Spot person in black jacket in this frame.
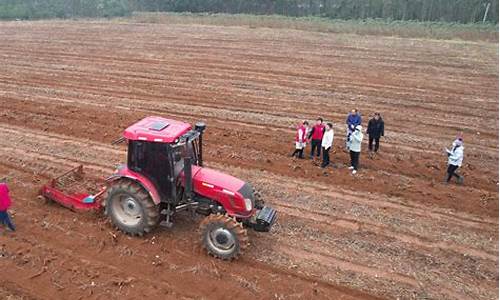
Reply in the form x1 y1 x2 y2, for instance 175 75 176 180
367 112 384 154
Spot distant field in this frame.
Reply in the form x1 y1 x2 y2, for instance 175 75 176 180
126 12 499 42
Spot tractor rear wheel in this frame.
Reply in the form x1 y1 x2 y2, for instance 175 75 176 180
105 179 159 236
200 214 248 260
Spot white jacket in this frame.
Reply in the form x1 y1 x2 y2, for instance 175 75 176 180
447 145 464 167
322 129 334 149
349 130 363 152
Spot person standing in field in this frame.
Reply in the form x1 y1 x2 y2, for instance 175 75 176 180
308 117 325 159
348 125 364 175
321 123 334 168
346 109 362 150
0 180 15 232
291 121 309 159
444 136 464 184
367 112 385 156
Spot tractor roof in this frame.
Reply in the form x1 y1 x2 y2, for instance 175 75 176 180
123 116 192 143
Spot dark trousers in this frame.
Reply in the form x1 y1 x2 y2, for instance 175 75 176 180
291 148 304 158
310 139 322 158
350 151 360 170
368 136 380 152
446 164 460 182
0 211 15 231
321 147 330 167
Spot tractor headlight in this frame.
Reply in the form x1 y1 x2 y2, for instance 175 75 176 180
244 198 253 211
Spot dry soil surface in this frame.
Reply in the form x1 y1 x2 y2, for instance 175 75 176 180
0 20 498 300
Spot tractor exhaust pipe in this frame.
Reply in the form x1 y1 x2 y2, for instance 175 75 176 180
184 157 192 201
195 122 206 167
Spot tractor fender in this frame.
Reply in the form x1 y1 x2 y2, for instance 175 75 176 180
106 166 162 205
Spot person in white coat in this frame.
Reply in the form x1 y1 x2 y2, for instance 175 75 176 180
445 137 464 184
291 121 309 159
321 123 334 168
348 125 364 174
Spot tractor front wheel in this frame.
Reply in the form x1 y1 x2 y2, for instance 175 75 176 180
105 179 159 236
200 214 248 260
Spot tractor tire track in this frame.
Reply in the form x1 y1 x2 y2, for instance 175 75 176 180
0 123 497 299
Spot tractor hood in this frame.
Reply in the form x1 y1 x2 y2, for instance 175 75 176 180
189 166 256 218
191 166 246 193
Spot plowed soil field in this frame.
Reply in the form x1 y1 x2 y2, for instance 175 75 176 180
0 20 498 300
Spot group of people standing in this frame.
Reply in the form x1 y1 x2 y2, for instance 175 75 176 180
292 109 384 175
291 118 335 168
291 109 465 184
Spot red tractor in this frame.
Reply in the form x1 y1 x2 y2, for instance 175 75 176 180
40 116 277 259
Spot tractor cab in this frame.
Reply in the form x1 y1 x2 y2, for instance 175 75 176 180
122 116 205 204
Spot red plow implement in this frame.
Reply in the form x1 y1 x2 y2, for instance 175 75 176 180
39 165 104 212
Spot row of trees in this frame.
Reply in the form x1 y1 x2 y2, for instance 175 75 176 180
0 0 497 23
133 0 498 23
0 0 129 19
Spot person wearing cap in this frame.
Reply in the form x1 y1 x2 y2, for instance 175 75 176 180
367 112 384 155
346 109 362 150
0 180 15 232
308 117 326 159
291 121 309 159
445 136 464 184
321 123 334 168
348 125 364 174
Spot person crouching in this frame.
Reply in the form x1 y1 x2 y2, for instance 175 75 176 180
291 121 309 159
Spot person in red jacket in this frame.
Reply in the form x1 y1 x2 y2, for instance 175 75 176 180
291 121 309 159
0 181 15 232
308 117 325 159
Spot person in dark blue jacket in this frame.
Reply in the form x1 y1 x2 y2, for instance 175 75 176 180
367 112 384 154
345 109 362 150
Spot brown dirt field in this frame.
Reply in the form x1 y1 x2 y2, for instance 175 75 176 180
0 20 498 300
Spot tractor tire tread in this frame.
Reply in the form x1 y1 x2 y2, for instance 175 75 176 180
106 179 159 236
199 214 248 260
